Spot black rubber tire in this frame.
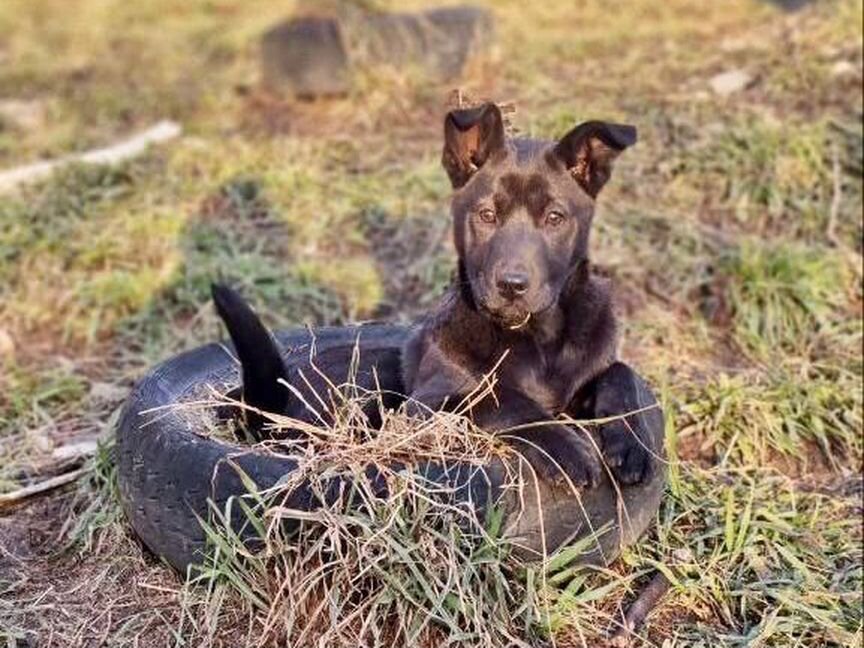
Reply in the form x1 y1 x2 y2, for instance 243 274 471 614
116 324 666 573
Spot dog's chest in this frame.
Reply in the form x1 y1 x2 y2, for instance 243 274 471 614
501 343 578 413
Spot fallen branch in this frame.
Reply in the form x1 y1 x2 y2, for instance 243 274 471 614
51 439 99 463
0 467 89 510
8 439 99 487
608 571 671 647
0 120 182 194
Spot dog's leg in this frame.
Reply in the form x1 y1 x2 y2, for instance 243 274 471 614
411 387 602 488
576 362 663 485
211 284 290 440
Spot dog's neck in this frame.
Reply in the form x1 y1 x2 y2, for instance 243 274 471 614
524 303 566 345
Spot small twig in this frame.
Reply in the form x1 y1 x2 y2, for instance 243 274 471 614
609 571 671 647
446 89 518 136
9 440 99 487
0 467 89 510
51 439 99 463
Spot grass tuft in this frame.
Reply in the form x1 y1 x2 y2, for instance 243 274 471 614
679 368 863 472
189 387 547 647
720 241 854 360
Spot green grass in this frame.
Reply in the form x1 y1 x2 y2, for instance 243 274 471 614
679 368 862 471
720 240 856 360
0 0 861 646
191 466 533 647
0 163 137 280
0 362 88 491
694 122 830 225
646 464 862 647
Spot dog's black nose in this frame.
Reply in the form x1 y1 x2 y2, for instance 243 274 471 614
497 271 530 298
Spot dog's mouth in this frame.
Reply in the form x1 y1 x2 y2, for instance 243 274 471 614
484 305 529 329
479 298 550 331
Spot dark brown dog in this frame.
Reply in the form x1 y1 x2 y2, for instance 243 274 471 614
401 102 649 487
213 102 654 488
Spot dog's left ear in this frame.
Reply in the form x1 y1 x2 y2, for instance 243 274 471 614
553 121 637 198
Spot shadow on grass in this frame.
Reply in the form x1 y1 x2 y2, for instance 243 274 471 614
114 176 346 362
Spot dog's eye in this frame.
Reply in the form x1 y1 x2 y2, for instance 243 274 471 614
477 208 497 224
545 210 566 227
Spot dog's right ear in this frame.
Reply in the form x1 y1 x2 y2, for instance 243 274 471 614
442 102 507 188
212 283 289 440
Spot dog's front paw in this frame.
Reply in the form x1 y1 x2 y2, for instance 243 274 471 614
509 427 601 489
555 440 602 489
601 420 652 485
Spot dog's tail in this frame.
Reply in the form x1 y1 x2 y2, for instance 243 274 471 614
211 283 289 438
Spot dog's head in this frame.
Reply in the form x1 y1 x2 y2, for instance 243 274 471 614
442 103 636 328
